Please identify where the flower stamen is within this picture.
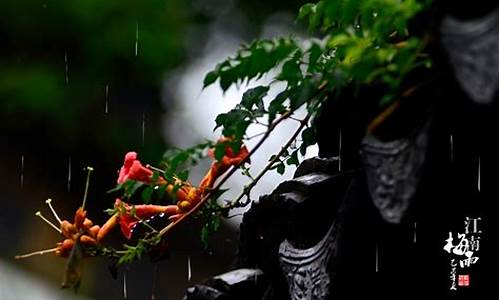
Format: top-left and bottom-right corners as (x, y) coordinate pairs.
(45, 198), (62, 224)
(35, 211), (62, 234)
(82, 166), (94, 209)
(15, 247), (58, 259)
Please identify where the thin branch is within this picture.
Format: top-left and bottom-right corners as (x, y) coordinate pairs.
(246, 131), (267, 140)
(158, 110), (292, 237)
(224, 107), (315, 210)
(288, 116), (303, 122)
(157, 80), (328, 238)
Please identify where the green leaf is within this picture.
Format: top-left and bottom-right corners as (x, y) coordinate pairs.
(289, 80), (316, 110)
(200, 226), (210, 249)
(286, 150), (299, 166)
(215, 108), (252, 141)
(162, 142), (213, 177)
(276, 162), (285, 175)
(200, 210), (222, 249)
(151, 171), (160, 183)
(297, 3), (315, 21)
(203, 71), (218, 88)
(241, 85), (269, 111)
(204, 38), (299, 91)
(277, 59), (303, 85)
(177, 170), (189, 182)
(307, 43), (323, 73)
(301, 126), (315, 146)
(121, 180), (145, 199)
(155, 184), (167, 200)
(308, 0), (324, 32)
(268, 89), (290, 123)
(213, 143), (227, 161)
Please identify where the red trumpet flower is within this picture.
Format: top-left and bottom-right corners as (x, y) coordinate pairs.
(113, 199), (178, 239)
(117, 151), (155, 184)
(56, 207), (101, 257)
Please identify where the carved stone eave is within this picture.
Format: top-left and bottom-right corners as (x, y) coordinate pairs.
(360, 119), (431, 223)
(279, 221), (338, 300)
(441, 11), (499, 104)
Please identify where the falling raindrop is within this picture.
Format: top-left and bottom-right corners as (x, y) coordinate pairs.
(105, 84), (109, 114)
(187, 256), (192, 281)
(477, 157), (481, 192)
(67, 157), (71, 192)
(142, 112), (146, 145)
(450, 134), (453, 162)
(338, 129), (342, 172)
(20, 154), (24, 188)
(413, 222), (417, 243)
(135, 22), (139, 57)
(123, 272), (128, 299)
(375, 242), (379, 272)
(64, 52), (69, 85)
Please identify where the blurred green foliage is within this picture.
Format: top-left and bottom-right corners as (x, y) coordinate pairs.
(0, 0), (191, 118)
(0, 0), (198, 159)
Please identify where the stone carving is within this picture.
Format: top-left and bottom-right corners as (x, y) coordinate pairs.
(278, 221), (337, 300)
(441, 11), (499, 104)
(360, 120), (430, 223)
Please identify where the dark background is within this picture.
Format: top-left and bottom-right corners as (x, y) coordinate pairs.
(0, 1), (498, 300)
(0, 0), (306, 299)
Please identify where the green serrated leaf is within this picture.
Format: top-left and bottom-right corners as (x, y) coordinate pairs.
(297, 3), (315, 21)
(307, 43), (323, 73)
(286, 150), (299, 166)
(290, 80), (315, 110)
(203, 70), (218, 88)
(300, 142), (308, 156)
(276, 163), (285, 175)
(204, 38), (299, 92)
(277, 58), (303, 85)
(301, 126), (315, 146)
(124, 181), (145, 199)
(268, 89), (289, 123)
(241, 85), (269, 110)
